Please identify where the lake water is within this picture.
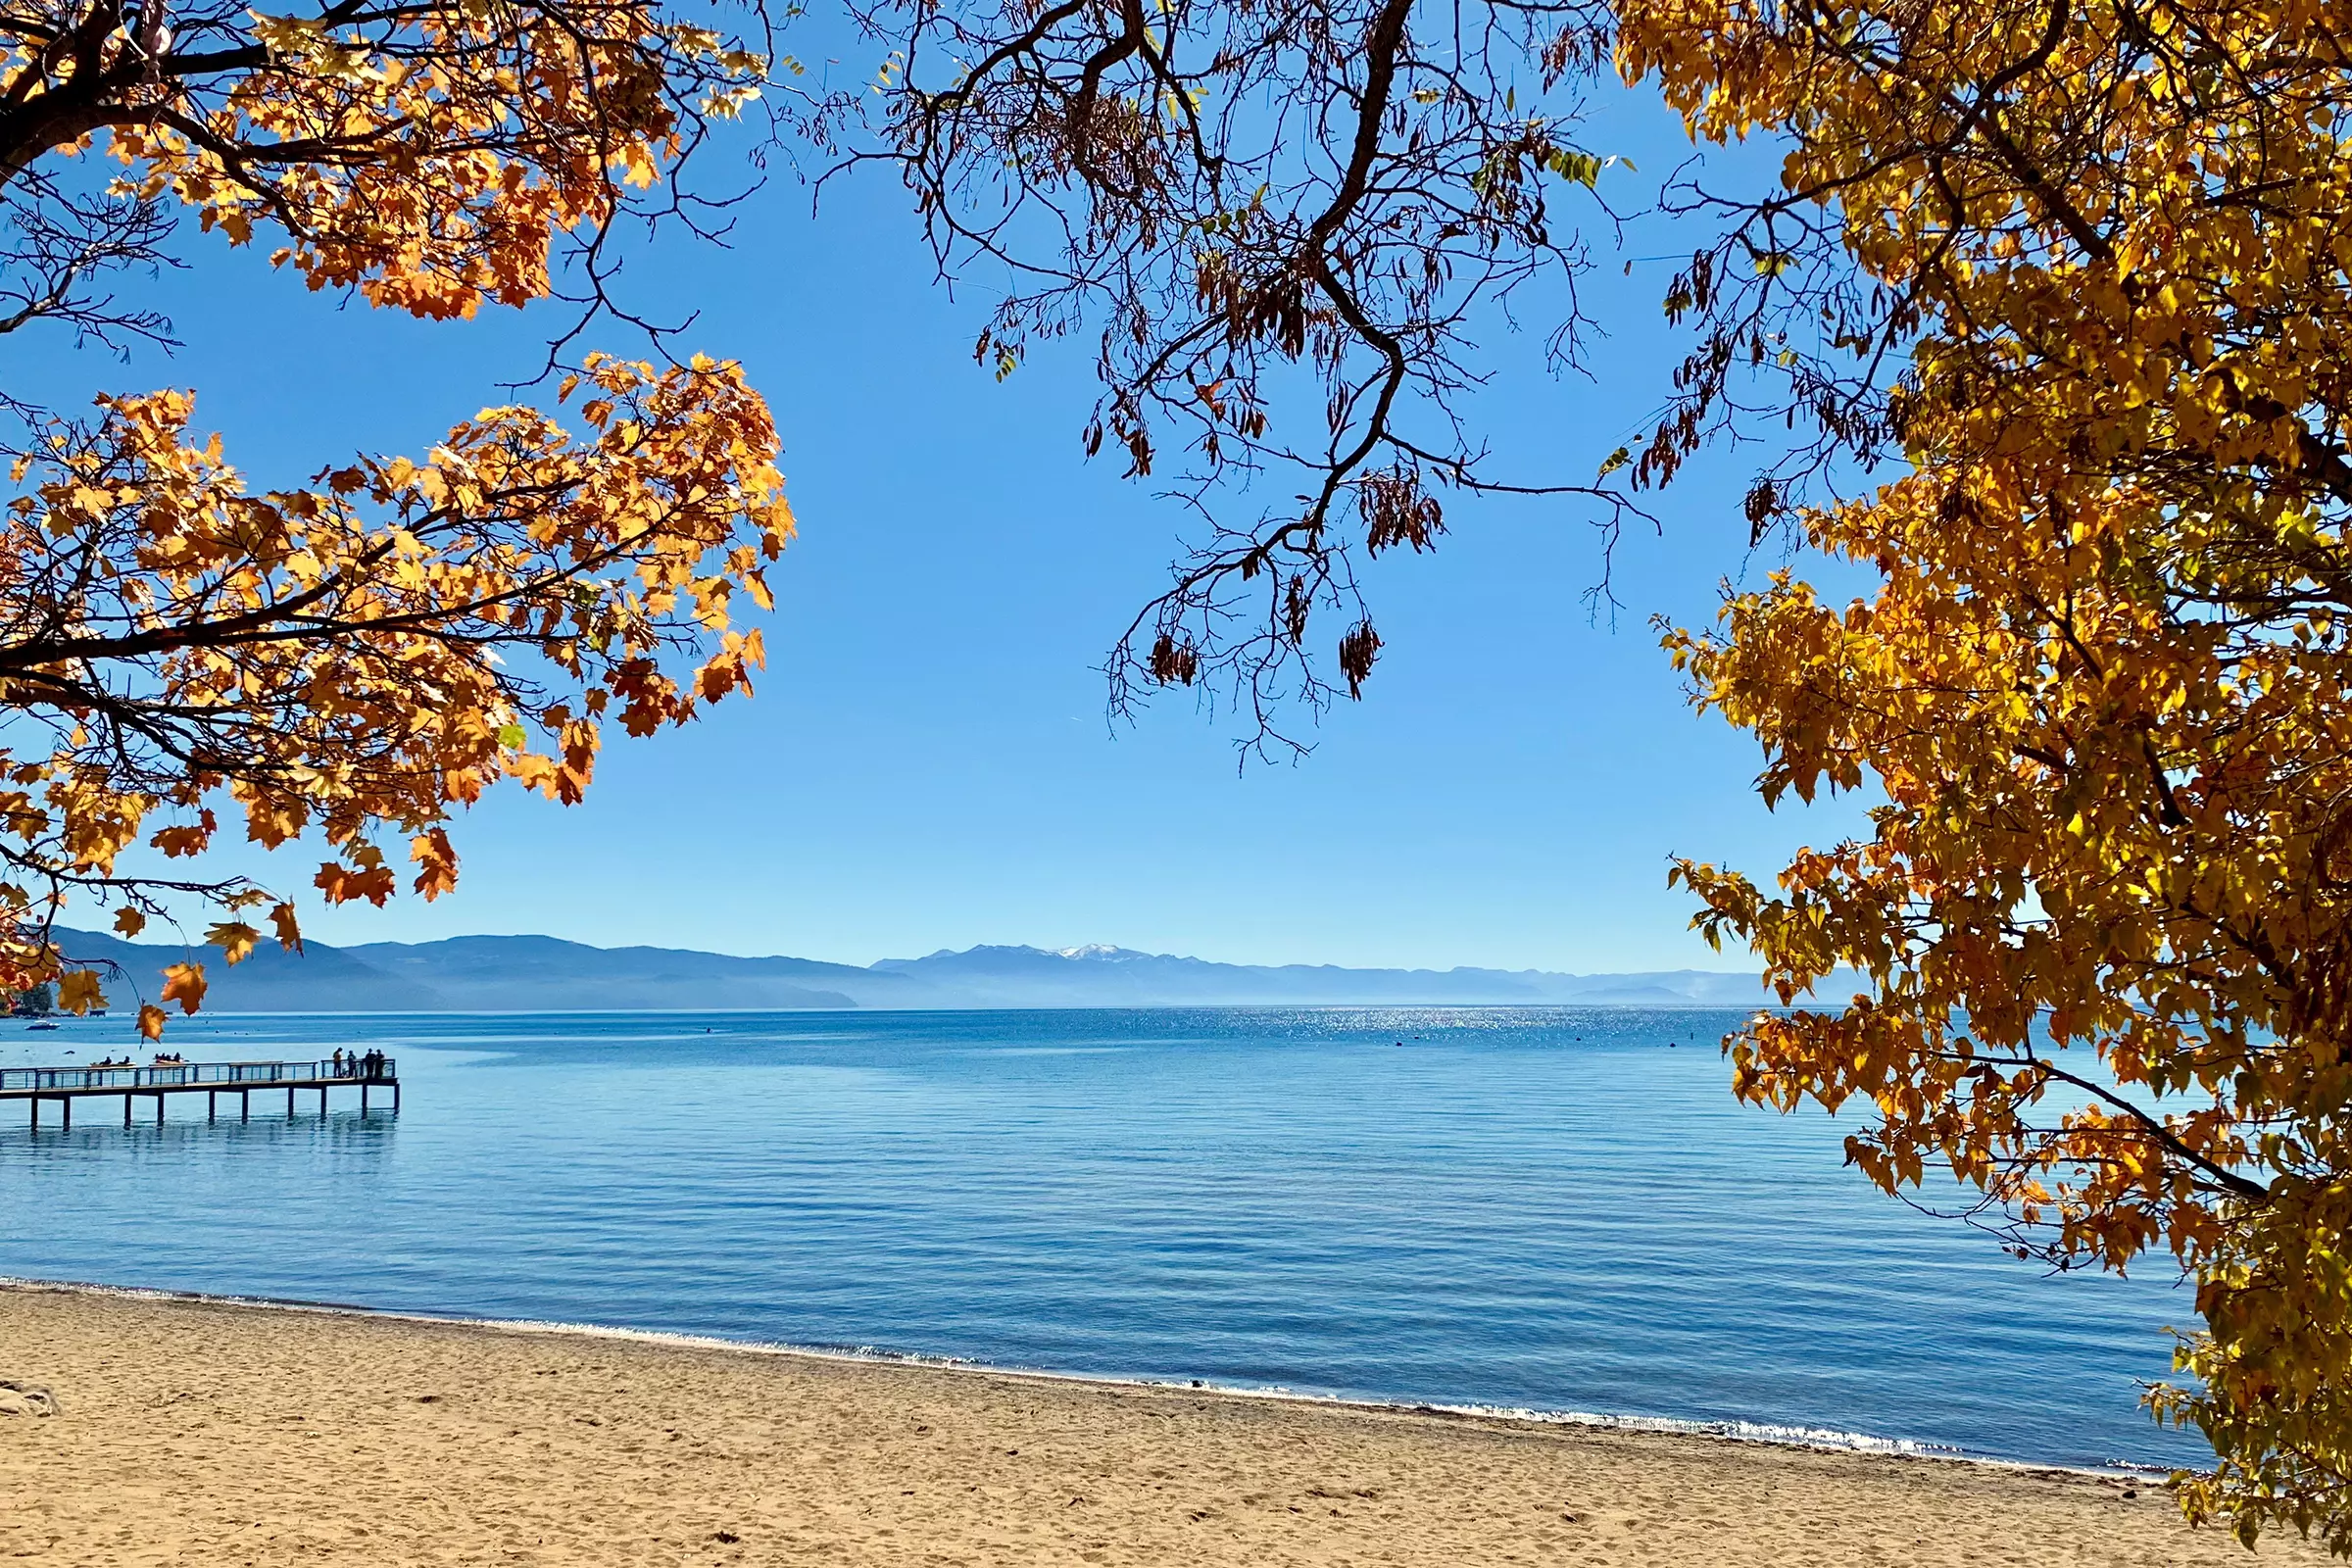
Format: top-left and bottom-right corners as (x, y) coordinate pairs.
(0, 1006), (2205, 1470)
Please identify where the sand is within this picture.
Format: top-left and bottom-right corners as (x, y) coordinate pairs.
(0, 1283), (2317, 1567)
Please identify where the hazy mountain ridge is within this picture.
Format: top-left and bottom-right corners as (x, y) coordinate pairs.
(48, 929), (1808, 1012)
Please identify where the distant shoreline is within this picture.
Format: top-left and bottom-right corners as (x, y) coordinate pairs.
(46, 924), (1828, 1013)
(15, 1001), (1770, 1019)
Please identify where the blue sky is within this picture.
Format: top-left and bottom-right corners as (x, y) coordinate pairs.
(18, 81), (1871, 972)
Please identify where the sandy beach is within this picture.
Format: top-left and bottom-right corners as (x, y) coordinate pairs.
(0, 1282), (2314, 1567)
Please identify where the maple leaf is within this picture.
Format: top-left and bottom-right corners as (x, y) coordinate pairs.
(206, 921), (260, 965)
(152, 824), (211, 858)
(409, 829), (459, 901)
(57, 969), (106, 1014)
(161, 961), (207, 1014)
(316, 861), (398, 907)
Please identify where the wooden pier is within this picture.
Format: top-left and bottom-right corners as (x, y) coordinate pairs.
(1, 1057), (399, 1129)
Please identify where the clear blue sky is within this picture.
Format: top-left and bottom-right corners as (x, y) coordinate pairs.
(17, 83), (1868, 972)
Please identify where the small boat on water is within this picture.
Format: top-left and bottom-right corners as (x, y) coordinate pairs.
(24, 1022), (59, 1031)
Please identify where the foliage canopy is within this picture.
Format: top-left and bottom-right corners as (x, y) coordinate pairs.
(0, 0), (788, 1034)
(1631, 0), (2352, 1548)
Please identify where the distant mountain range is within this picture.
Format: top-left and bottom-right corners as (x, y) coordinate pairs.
(45, 928), (1812, 1012)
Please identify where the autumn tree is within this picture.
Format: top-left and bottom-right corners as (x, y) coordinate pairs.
(0, 0), (791, 1033)
(824, 0), (2352, 1547)
(1623, 0), (2352, 1550)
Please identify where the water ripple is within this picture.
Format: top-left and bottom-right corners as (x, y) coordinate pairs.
(0, 1005), (2200, 1470)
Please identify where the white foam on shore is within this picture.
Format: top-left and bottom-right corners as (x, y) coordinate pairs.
(0, 1274), (2171, 1479)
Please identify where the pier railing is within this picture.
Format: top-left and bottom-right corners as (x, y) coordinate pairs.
(0, 1058), (396, 1093)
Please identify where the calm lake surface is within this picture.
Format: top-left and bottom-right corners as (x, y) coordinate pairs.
(0, 1006), (2203, 1470)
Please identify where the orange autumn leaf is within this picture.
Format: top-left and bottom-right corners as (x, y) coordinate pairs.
(136, 1004), (167, 1043)
(409, 829), (461, 902)
(160, 961), (208, 1014)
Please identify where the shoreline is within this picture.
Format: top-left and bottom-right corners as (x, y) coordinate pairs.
(3, 1279), (2301, 1566)
(1, 1274), (2125, 1477)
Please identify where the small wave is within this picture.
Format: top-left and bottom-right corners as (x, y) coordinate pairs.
(1416, 1402), (1952, 1453)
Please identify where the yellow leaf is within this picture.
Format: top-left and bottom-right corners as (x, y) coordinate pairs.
(206, 920), (260, 965)
(58, 969), (107, 1014)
